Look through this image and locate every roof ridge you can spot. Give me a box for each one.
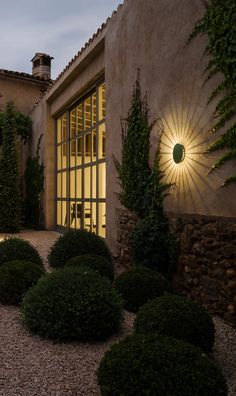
[0,68,52,83]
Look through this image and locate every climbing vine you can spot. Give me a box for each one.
[115,73,179,276]
[190,0,236,185]
[0,101,32,231]
[0,103,32,145]
[114,72,171,218]
[24,135,45,229]
[0,102,22,231]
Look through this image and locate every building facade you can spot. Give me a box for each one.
[29,0,236,254]
[1,0,236,323]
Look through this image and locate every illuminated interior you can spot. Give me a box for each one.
[56,82,106,237]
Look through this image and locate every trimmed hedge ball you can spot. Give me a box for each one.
[0,260,45,305]
[135,293,215,353]
[97,333,228,396]
[21,267,123,341]
[113,267,170,312]
[48,229,112,268]
[65,254,114,281]
[0,237,43,267]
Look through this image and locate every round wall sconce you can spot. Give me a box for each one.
[173,143,185,164]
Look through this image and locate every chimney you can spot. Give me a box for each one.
[31,53,54,80]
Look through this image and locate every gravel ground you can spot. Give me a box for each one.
[0,230,235,396]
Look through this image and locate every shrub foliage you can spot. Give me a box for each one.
[97,333,227,396]
[0,238,43,267]
[66,254,114,281]
[21,267,123,341]
[0,260,44,305]
[48,229,112,268]
[135,293,215,353]
[132,210,179,275]
[113,267,170,312]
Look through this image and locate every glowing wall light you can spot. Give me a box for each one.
[155,90,213,211]
[173,143,185,164]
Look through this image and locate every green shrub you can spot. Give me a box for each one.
[48,229,112,268]
[66,254,114,281]
[113,267,170,312]
[135,293,215,353]
[132,212,179,276]
[97,333,228,396]
[0,238,43,267]
[0,260,44,305]
[21,267,123,341]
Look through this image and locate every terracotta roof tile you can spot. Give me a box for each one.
[0,69,52,84]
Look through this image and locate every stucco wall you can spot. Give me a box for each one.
[31,100,56,229]
[0,75,47,114]
[105,0,236,253]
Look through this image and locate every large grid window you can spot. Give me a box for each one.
[56,82,106,237]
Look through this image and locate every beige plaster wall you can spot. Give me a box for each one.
[31,100,56,230]
[105,0,236,253]
[0,76,47,114]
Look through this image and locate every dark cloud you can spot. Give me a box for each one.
[0,0,121,78]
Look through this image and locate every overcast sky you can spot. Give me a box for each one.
[0,0,121,79]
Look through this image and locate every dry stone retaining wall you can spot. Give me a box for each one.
[116,209,236,326]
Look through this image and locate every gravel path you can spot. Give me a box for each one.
[0,230,235,395]
[0,304,135,396]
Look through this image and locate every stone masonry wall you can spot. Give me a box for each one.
[116,208,236,326]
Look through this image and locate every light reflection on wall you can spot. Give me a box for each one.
[157,91,224,214]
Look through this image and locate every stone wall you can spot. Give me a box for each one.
[116,209,236,326]
[116,208,137,270]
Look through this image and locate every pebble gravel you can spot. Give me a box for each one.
[0,230,235,396]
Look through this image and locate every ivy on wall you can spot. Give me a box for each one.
[190,0,236,186]
[114,73,179,276]
[0,105,32,145]
[0,101,32,232]
[0,102,22,232]
[114,72,171,218]
[24,135,45,229]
